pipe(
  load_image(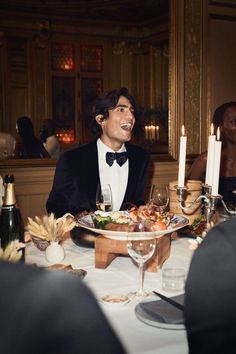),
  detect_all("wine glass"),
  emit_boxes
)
[127,220,156,298]
[149,184,169,214]
[96,184,112,212]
